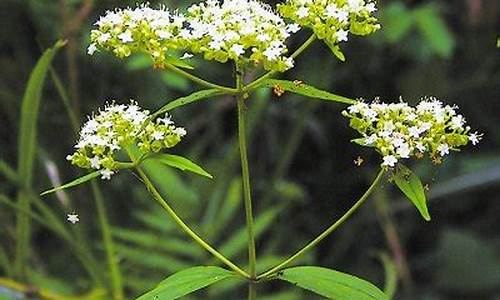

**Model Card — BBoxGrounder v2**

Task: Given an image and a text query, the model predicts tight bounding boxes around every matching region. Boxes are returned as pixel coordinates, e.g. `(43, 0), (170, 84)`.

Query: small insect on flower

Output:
(273, 84), (285, 97)
(354, 156), (364, 166)
(67, 213), (79, 224)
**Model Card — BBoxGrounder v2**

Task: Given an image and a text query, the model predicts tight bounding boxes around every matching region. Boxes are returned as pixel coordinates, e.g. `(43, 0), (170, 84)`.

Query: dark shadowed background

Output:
(0, 0), (499, 299)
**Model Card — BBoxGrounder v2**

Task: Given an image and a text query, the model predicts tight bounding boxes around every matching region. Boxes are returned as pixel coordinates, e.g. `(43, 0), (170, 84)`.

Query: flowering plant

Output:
(41, 1), (481, 299)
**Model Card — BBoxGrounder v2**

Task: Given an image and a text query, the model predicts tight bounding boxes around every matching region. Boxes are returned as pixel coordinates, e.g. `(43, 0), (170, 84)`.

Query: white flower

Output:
(173, 127), (187, 136)
(382, 155), (398, 167)
(180, 53), (194, 60)
(118, 31), (134, 43)
(347, 0), (363, 12)
(408, 126), (420, 138)
(97, 33), (111, 43)
(335, 29), (348, 42)
(67, 214), (79, 224)
(415, 142), (426, 152)
(437, 144), (449, 156)
(469, 132), (483, 145)
(450, 115), (465, 130)
(152, 131), (165, 140)
(296, 7), (309, 18)
(87, 43), (97, 55)
(229, 44), (245, 57)
(89, 156), (101, 169)
(365, 134), (377, 145)
(286, 23), (301, 34)
(100, 169), (115, 180)
(396, 143), (411, 158)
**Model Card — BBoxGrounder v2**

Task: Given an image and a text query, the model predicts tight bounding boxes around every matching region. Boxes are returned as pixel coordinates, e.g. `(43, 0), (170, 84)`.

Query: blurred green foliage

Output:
(0, 0), (499, 299)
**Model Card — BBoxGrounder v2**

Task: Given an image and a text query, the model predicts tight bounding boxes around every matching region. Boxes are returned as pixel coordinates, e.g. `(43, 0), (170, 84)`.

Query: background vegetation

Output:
(0, 0), (499, 299)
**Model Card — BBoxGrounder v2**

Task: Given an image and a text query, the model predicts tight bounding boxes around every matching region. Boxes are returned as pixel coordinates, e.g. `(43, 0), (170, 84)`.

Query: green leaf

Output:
(15, 40), (65, 276)
(135, 266), (238, 300)
(259, 79), (356, 105)
(148, 154), (213, 179)
(152, 89), (223, 116)
(161, 72), (190, 92)
(0, 159), (18, 183)
(165, 55), (195, 70)
(325, 41), (346, 61)
(0, 245), (12, 276)
(393, 164), (430, 221)
(278, 266), (389, 300)
(381, 2), (414, 43)
(414, 4), (455, 58)
(40, 171), (100, 196)
(378, 253), (397, 299)
(394, 165), (429, 217)
(18, 40), (66, 185)
(115, 243), (190, 272)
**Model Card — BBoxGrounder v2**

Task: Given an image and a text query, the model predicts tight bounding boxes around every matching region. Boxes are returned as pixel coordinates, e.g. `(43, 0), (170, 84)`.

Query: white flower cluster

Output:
(89, 1), (299, 71)
(186, 0), (298, 71)
(278, 0), (380, 58)
(342, 97), (482, 168)
(66, 101), (186, 179)
(89, 4), (186, 67)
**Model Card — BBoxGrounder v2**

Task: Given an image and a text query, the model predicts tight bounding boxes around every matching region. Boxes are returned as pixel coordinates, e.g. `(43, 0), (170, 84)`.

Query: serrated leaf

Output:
(152, 89), (223, 117)
(135, 266), (238, 300)
(325, 41), (346, 61)
(393, 165), (430, 221)
(40, 171), (100, 196)
(147, 154), (213, 179)
(259, 79), (355, 105)
(278, 266), (389, 300)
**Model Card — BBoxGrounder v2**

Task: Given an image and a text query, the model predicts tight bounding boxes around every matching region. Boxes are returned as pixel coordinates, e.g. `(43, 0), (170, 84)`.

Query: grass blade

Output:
(14, 40), (65, 277)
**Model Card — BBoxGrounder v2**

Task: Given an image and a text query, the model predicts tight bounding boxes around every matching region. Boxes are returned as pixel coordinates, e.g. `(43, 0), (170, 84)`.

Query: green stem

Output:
(91, 182), (123, 300)
(165, 63), (238, 94)
(243, 34), (317, 92)
(235, 64), (258, 299)
(257, 168), (386, 280)
(134, 166), (249, 279)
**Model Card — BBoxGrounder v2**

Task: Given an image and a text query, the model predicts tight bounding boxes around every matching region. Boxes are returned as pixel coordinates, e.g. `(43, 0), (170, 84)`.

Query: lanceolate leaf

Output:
(152, 89), (224, 116)
(15, 40), (65, 275)
(148, 154), (213, 179)
(277, 266), (389, 300)
(393, 164), (430, 221)
(259, 79), (356, 105)
(40, 171), (101, 196)
(135, 266), (238, 300)
(18, 40), (66, 185)
(325, 41), (346, 62)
